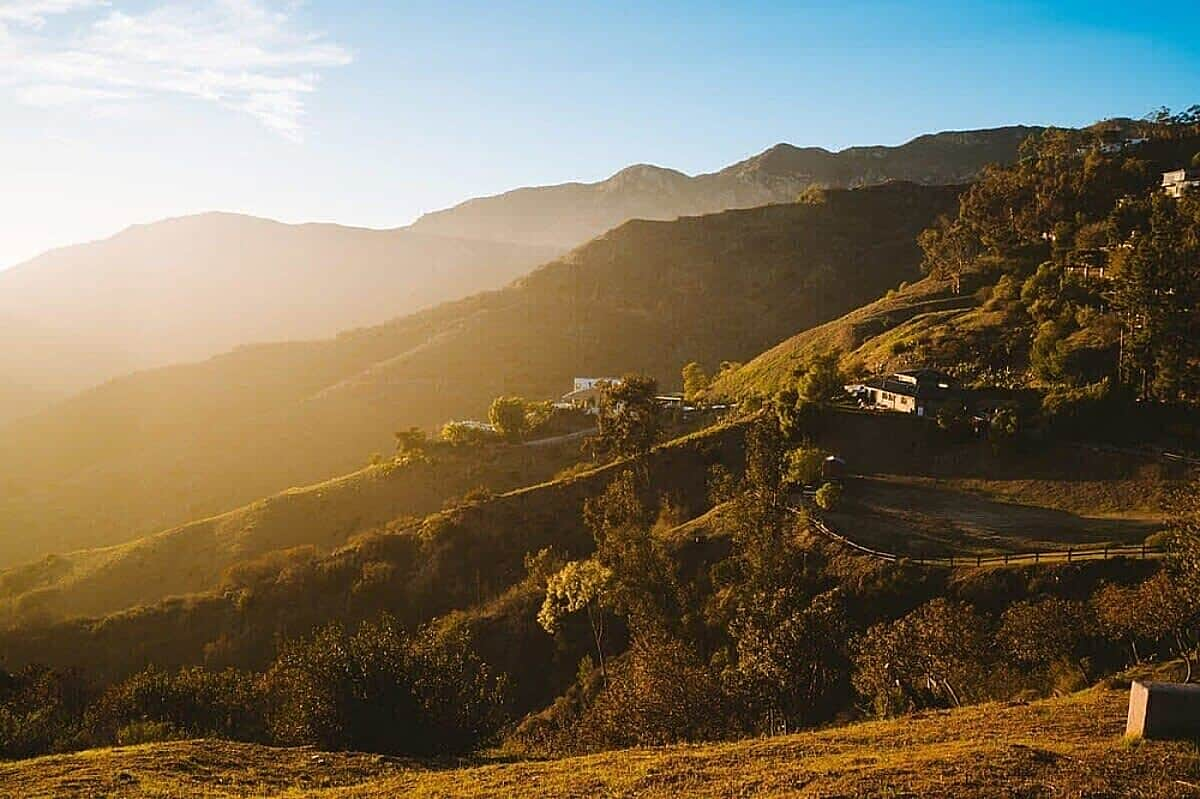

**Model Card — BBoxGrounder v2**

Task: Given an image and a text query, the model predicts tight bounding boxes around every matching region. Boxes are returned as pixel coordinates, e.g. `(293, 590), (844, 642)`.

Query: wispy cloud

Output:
(0, 1), (351, 139)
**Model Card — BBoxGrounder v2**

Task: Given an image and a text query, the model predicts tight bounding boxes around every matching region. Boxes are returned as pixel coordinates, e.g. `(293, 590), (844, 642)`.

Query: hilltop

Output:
(0, 182), (958, 569)
(3, 683), (1196, 798)
(0, 214), (556, 421)
(411, 126), (1037, 248)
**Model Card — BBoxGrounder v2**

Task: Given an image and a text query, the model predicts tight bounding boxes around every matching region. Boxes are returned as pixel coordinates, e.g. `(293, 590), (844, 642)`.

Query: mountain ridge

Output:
(410, 125), (1039, 248)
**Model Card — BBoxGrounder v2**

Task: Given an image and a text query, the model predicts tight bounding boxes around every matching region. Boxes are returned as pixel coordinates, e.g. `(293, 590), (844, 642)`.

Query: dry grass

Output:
(5, 686), (1199, 798)
(825, 474), (1164, 557)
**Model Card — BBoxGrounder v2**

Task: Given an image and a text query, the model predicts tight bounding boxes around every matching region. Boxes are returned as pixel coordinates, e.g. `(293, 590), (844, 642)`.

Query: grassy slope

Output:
(711, 274), (981, 398)
(5, 685), (1198, 798)
(0, 421), (748, 681)
(0, 439), (585, 628)
(0, 183), (959, 571)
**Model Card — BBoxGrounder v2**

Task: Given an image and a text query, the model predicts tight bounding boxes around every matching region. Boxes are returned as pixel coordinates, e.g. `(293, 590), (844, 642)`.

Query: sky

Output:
(0, 0), (1196, 269)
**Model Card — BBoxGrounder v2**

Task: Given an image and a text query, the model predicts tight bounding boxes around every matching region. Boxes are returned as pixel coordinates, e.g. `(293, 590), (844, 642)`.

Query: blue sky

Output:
(0, 0), (1196, 268)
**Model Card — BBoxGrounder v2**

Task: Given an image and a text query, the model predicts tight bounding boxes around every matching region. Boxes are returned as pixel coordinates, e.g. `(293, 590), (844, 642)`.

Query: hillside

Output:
(4, 683), (1196, 798)
(715, 126), (1200, 404)
(0, 182), (959, 569)
(0, 436), (587, 628)
(411, 126), (1037, 248)
(0, 419), (748, 679)
(0, 213), (556, 417)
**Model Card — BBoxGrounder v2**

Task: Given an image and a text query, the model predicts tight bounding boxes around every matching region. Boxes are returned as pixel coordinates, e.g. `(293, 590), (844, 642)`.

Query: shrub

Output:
(115, 720), (181, 746)
(814, 482), (843, 511)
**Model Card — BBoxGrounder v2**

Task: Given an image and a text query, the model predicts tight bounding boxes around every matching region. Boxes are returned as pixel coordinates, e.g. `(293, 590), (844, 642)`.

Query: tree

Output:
(1112, 195), (1200, 400)
(997, 598), (1091, 673)
(796, 350), (845, 405)
(597, 375), (662, 459)
(681, 362), (710, 404)
(393, 427), (428, 457)
(538, 560), (614, 685)
(488, 396), (530, 442)
(584, 471), (681, 637)
(854, 599), (992, 715)
(576, 632), (728, 750)
(919, 216), (980, 294)
(784, 446), (826, 488)
(439, 421), (498, 446)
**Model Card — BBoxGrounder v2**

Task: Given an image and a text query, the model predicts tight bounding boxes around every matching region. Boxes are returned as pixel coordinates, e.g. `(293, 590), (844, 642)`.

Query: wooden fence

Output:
(789, 504), (1164, 568)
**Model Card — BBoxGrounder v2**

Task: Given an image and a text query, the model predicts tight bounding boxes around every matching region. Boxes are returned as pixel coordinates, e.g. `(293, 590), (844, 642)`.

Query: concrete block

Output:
(1126, 680), (1200, 739)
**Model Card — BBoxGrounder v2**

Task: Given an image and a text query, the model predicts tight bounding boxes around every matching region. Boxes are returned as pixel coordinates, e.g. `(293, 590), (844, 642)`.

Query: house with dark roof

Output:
(847, 369), (957, 418)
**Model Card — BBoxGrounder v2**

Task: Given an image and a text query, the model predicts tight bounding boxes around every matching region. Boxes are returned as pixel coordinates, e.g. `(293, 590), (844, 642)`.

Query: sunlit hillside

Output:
(0, 182), (958, 569)
(0, 213), (557, 417)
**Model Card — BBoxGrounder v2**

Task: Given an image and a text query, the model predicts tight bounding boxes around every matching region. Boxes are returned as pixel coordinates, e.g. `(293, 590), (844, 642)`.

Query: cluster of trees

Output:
(914, 113), (1200, 401)
(0, 616), (509, 759)
(517, 413), (1200, 755)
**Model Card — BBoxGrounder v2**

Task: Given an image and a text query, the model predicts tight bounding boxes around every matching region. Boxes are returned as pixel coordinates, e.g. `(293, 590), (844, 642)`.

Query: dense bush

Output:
(264, 616), (509, 755)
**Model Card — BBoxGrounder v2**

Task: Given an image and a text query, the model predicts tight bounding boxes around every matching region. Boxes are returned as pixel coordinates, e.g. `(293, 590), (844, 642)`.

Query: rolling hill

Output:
(0, 435), (588, 629)
(0, 214), (557, 420)
(0, 182), (960, 569)
(411, 126), (1038, 249)
(3, 682), (1193, 798)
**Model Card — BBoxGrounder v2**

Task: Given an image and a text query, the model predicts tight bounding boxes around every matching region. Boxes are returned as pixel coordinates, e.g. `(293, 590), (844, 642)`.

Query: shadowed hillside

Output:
(411, 127), (1036, 248)
(0, 182), (959, 568)
(0, 213), (557, 415)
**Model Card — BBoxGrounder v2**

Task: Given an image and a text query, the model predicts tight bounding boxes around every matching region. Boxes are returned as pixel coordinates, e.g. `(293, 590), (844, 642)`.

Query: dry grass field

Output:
(4, 684), (1199, 798)
(824, 473), (1165, 557)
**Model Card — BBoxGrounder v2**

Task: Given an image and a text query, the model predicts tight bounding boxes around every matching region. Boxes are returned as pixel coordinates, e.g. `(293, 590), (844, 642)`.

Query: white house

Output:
(557, 377), (620, 413)
(1163, 168), (1200, 199)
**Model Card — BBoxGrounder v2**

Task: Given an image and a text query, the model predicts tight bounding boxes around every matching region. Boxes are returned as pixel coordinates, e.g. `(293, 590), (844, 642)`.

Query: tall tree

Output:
(597, 375), (662, 459)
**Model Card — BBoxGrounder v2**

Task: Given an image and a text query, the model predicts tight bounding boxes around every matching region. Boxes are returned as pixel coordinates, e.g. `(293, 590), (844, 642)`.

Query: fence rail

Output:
(788, 504), (1164, 568)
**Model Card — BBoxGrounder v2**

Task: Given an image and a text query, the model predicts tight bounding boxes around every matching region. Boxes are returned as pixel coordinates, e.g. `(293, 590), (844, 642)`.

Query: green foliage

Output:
(394, 427), (429, 457)
(439, 421), (499, 446)
(814, 482), (843, 511)
(784, 446), (826, 488)
(115, 720), (182, 746)
(682, 362), (710, 403)
(853, 599), (993, 716)
(574, 632), (729, 751)
(596, 375), (662, 459)
(796, 350), (846, 405)
(918, 215), (979, 293)
(997, 598), (1091, 669)
(1112, 195), (1200, 400)
(87, 666), (265, 745)
(489, 396), (531, 442)
(264, 616), (509, 755)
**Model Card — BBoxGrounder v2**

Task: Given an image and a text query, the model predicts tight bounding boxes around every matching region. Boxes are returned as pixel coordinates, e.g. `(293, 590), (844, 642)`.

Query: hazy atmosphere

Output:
(3, 2), (1200, 797)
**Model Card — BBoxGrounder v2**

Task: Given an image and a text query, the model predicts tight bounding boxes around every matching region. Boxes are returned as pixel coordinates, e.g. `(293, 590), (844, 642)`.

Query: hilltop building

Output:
(847, 368), (957, 418)
(557, 377), (620, 413)
(1162, 168), (1200, 198)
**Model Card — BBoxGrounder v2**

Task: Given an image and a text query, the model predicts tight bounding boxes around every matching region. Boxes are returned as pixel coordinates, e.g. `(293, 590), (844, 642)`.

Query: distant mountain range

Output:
(410, 126), (1039, 248)
(0, 216), (557, 423)
(0, 181), (960, 569)
(0, 126), (1036, 425)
